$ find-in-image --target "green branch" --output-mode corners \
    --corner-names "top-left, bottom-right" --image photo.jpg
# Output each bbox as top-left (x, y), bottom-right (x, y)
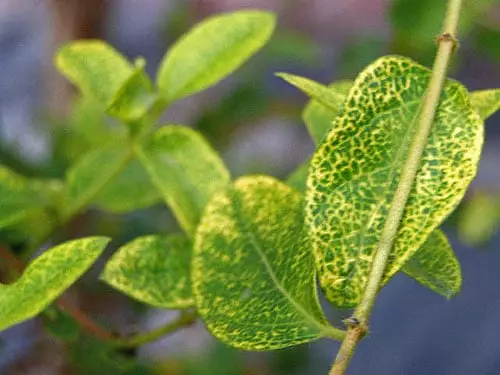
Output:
top-left (110, 310), bottom-right (198, 348)
top-left (329, 0), bottom-right (464, 374)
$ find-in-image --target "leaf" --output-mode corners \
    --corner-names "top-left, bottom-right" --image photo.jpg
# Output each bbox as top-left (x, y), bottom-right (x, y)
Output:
top-left (277, 73), bottom-right (348, 113)
top-left (107, 59), bottom-right (158, 122)
top-left (0, 166), bottom-right (61, 229)
top-left (401, 229), bottom-right (461, 299)
top-left (458, 192), bottom-right (500, 246)
top-left (157, 10), bottom-right (276, 102)
top-left (93, 159), bottom-right (161, 213)
top-left (277, 74), bottom-right (352, 143)
top-left (0, 237), bottom-right (110, 331)
top-left (285, 77), bottom-right (460, 298)
top-left (285, 160), bottom-right (309, 193)
top-left (137, 125), bottom-right (230, 235)
top-left (193, 175), bottom-right (336, 350)
top-left (55, 41), bottom-right (134, 104)
top-left (306, 56), bottom-right (483, 307)
top-left (43, 307), bottom-right (80, 342)
top-left (302, 81), bottom-right (353, 143)
top-left (65, 142), bottom-right (131, 217)
top-left (470, 89), bottom-right (500, 121)
top-left (56, 41), bottom-right (155, 123)
top-left (101, 234), bottom-right (193, 309)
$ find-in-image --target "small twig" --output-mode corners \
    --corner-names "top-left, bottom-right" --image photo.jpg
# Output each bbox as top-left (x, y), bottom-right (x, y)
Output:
top-left (1, 245), bottom-right (195, 345)
top-left (56, 297), bottom-right (114, 341)
top-left (0, 246), bottom-right (25, 274)
top-left (329, 0), bottom-right (464, 374)
top-left (0, 245), bottom-right (114, 340)
top-left (110, 310), bottom-right (198, 349)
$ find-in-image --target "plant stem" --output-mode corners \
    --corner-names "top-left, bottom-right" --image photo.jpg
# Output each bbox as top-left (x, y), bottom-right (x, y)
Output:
top-left (56, 298), bottom-right (115, 340)
top-left (110, 310), bottom-right (198, 348)
top-left (0, 245), bottom-right (196, 345)
top-left (0, 245), bottom-right (114, 340)
top-left (329, 0), bottom-right (463, 374)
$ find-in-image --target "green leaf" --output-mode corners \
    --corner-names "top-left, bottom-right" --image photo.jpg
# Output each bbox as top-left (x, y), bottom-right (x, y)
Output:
top-left (157, 10), bottom-right (276, 102)
top-left (65, 142), bottom-right (131, 217)
top-left (43, 307), bottom-right (80, 342)
top-left (0, 237), bottom-right (110, 331)
top-left (55, 41), bottom-right (134, 105)
top-left (302, 80), bottom-right (353, 143)
top-left (0, 166), bottom-right (61, 229)
top-left (284, 162), bottom-right (459, 298)
top-left (402, 230), bottom-right (461, 299)
top-left (56, 41), bottom-right (156, 124)
top-left (93, 159), bottom-right (161, 213)
top-left (285, 77), bottom-right (461, 298)
top-left (306, 56), bottom-right (483, 307)
top-left (107, 59), bottom-right (158, 122)
top-left (458, 192), bottom-right (500, 246)
top-left (470, 89), bottom-right (500, 121)
top-left (277, 73), bottom-right (347, 113)
top-left (101, 234), bottom-right (193, 309)
top-left (193, 175), bottom-right (338, 350)
top-left (285, 160), bottom-right (309, 193)
top-left (137, 125), bottom-right (230, 235)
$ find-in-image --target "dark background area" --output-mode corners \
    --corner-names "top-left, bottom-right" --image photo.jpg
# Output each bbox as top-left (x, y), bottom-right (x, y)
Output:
top-left (0, 1), bottom-right (499, 374)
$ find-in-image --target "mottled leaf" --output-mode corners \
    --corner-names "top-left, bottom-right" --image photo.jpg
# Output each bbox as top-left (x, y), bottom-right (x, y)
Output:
top-left (470, 89), bottom-right (500, 121)
top-left (458, 192), bottom-right (500, 246)
top-left (94, 159), bottom-right (161, 213)
top-left (101, 234), bottom-right (193, 309)
top-left (65, 142), bottom-right (131, 217)
top-left (55, 41), bottom-right (133, 104)
top-left (157, 10), bottom-right (275, 102)
top-left (193, 176), bottom-right (340, 350)
top-left (306, 56), bottom-right (483, 307)
top-left (0, 237), bottom-right (110, 331)
top-left (402, 230), bottom-right (461, 298)
top-left (137, 125), bottom-right (230, 235)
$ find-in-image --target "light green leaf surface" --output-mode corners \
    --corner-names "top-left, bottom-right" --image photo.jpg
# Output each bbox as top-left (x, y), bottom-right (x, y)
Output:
top-left (157, 10), bottom-right (275, 102)
top-left (302, 81), bottom-right (353, 144)
top-left (55, 41), bottom-right (134, 104)
top-left (65, 142), bottom-right (132, 217)
top-left (0, 166), bottom-right (61, 229)
top-left (458, 192), bottom-right (500, 246)
top-left (277, 73), bottom-right (347, 113)
top-left (137, 125), bottom-right (230, 235)
top-left (306, 56), bottom-right (483, 307)
top-left (94, 159), bottom-right (161, 213)
top-left (285, 160), bottom-right (310, 193)
top-left (193, 176), bottom-right (339, 350)
top-left (0, 237), bottom-right (110, 332)
top-left (107, 59), bottom-right (158, 122)
top-left (102, 234), bottom-right (193, 309)
top-left (470, 89), bottom-right (500, 121)
top-left (401, 229), bottom-right (461, 299)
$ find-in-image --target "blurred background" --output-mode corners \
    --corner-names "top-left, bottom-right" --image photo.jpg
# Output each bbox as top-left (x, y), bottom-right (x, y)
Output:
top-left (0, 0), bottom-right (499, 374)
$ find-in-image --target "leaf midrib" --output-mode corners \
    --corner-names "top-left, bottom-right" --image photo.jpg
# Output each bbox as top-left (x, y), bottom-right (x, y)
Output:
top-left (231, 190), bottom-right (329, 336)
